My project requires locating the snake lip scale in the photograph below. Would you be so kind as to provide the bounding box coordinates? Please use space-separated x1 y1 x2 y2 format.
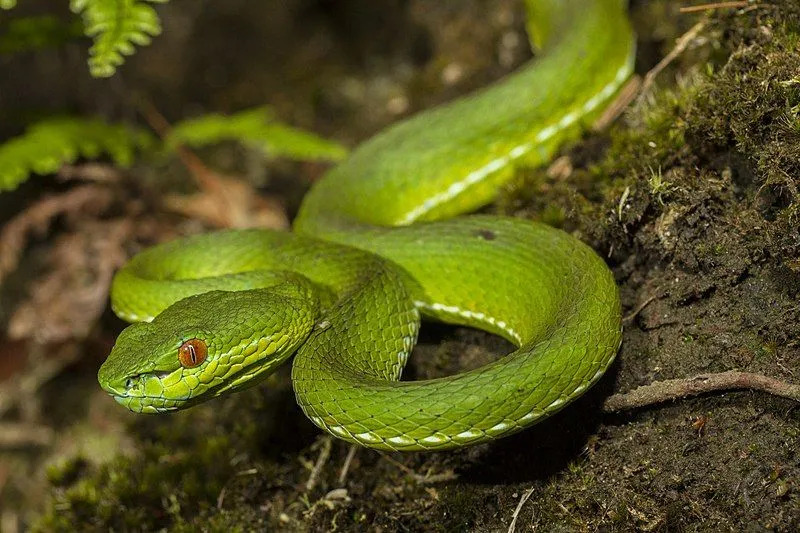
99 0 633 451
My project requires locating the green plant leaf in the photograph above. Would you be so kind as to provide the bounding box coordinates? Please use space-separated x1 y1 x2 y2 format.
166 107 348 162
0 117 154 192
69 0 168 78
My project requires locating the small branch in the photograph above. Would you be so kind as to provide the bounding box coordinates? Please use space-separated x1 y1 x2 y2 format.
603 371 800 413
338 444 358 485
7 219 133 343
637 3 769 102
593 75 642 131
0 344 80 419
304 436 332 492
637 20 708 101
679 2 748 13
58 163 123 184
137 99 288 230
138 99 219 190
0 423 54 448
379 453 458 484
507 487 535 533
0 185 113 286
623 294 658 324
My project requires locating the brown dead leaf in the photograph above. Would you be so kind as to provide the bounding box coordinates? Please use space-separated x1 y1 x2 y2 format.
0 343 81 419
0 186 114 287
164 173 289 229
140 100 290 230
8 219 132 343
57 163 124 184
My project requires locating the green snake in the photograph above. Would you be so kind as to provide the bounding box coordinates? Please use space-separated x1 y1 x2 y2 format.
99 0 634 451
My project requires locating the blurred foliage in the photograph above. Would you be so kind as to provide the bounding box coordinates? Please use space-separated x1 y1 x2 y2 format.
0 15 84 54
0 6 348 190
167 107 349 162
0 118 154 192
0 107 348 192
1 0 169 77
69 0 168 77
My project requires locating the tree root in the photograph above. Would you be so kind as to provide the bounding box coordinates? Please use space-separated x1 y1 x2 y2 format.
602 371 800 413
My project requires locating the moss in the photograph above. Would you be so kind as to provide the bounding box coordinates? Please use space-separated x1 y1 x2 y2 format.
34 374 305 531
501 1 800 263
45 456 89 488
36 428 235 530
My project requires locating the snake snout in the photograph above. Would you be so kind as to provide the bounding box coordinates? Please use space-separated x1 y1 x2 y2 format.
98 372 141 398
98 377 126 397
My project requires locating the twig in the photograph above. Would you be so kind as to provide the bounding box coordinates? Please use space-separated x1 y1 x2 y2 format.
379 453 458 484
138 99 288 229
338 444 358 485
0 185 113 286
138 99 220 190
8 219 133 342
507 487 535 533
58 163 123 184
0 423 54 448
593 76 642 131
304 436 332 492
0 462 8 496
0 344 80 419
679 2 748 13
637 20 707 102
216 468 257 509
138 99 237 225
623 294 658 324
602 371 800 412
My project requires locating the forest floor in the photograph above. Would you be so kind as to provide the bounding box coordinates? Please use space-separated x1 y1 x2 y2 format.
1 1 799 531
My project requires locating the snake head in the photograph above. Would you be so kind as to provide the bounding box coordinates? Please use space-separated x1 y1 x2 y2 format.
98 287 318 413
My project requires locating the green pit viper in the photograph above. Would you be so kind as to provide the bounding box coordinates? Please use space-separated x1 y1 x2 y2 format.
99 0 634 451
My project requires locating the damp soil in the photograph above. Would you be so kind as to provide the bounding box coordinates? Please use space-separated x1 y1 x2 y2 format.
5 0 800 531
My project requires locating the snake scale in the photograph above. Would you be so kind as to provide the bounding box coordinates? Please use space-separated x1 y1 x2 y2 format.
99 0 634 451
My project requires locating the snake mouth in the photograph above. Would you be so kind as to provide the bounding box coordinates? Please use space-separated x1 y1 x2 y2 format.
101 370 170 395
109 393 181 413
105 357 269 413
101 369 184 413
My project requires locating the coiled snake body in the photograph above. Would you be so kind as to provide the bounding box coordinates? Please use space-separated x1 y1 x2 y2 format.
99 0 634 451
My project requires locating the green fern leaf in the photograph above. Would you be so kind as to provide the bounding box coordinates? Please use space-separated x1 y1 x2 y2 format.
167 107 349 162
70 0 168 78
0 118 154 192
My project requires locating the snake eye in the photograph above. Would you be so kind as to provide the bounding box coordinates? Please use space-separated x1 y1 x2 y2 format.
178 339 207 368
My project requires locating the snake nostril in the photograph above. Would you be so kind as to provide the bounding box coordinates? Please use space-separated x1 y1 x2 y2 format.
473 229 496 241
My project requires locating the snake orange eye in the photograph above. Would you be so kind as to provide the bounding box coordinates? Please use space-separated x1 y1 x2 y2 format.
178 339 207 368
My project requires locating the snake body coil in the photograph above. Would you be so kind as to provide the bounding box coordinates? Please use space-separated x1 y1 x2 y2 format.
99 0 634 451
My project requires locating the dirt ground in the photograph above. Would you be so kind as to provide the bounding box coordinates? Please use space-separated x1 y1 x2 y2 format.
1 1 799 531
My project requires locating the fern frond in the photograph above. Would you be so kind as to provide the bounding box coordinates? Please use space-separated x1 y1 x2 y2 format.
0 118 154 192
167 107 348 162
70 0 168 78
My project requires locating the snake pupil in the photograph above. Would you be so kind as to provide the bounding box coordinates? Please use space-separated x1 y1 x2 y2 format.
179 339 207 368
